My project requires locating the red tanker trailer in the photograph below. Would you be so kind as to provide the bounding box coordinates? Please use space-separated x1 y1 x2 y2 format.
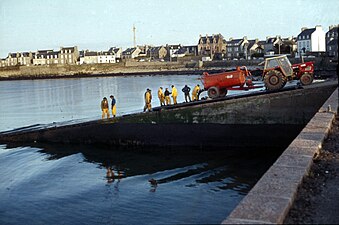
201 66 261 98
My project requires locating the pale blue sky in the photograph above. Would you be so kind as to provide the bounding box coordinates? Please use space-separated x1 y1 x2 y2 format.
0 0 338 58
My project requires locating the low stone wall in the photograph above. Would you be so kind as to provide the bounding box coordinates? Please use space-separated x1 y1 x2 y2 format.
222 87 338 224
0 56 336 79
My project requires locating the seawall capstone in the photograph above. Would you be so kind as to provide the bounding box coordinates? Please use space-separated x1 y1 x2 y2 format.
222 87 338 224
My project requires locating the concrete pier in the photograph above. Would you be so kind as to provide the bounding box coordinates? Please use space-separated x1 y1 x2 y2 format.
0 80 337 148
222 86 338 224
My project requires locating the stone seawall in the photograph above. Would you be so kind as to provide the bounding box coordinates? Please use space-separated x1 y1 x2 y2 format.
0 81 336 148
222 87 338 224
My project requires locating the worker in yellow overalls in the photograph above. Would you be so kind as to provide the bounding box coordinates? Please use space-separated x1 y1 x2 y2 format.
192 84 200 101
101 97 110 119
143 89 152 112
110 95 116 117
171 85 178 104
158 87 165 106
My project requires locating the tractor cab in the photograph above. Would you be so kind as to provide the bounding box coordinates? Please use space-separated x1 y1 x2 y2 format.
264 55 293 78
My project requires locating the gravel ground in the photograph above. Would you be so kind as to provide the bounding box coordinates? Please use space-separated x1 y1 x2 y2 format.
284 115 339 224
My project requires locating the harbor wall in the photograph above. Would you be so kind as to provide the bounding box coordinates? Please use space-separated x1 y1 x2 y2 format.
222 87 338 224
0 81 336 148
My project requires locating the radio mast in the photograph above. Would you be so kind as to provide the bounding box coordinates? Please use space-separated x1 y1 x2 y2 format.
133 24 136 47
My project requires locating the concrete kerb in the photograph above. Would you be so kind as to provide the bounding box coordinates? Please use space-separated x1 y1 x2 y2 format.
222 87 338 224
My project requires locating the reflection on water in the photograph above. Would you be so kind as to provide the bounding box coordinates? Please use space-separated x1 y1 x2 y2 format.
0 143 282 224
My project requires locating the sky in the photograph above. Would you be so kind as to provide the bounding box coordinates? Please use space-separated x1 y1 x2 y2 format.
0 0 338 58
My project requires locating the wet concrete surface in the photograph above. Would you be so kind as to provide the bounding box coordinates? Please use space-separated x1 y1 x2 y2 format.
284 115 339 224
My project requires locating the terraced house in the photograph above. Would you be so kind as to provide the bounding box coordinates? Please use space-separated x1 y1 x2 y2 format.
198 34 226 59
226 36 249 60
297 25 326 56
60 46 79 64
326 25 338 59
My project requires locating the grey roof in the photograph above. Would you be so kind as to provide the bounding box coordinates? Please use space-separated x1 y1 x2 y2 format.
84 51 98 56
266 37 277 43
199 34 223 44
226 39 243 45
108 47 121 53
61 47 76 52
298 28 316 38
47 51 59 56
122 48 137 55
248 40 257 49
327 38 338 46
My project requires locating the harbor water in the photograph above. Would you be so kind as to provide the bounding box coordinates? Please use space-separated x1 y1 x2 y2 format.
0 75 281 224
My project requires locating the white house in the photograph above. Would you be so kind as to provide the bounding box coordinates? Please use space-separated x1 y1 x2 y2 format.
297 25 325 56
98 51 116 63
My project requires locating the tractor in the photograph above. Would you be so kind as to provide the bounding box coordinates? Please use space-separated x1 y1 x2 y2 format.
262 55 314 91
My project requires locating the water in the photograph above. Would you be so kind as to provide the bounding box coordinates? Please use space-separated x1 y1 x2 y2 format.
0 75 281 224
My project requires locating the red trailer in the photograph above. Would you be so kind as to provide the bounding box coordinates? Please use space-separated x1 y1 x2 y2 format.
201 66 261 98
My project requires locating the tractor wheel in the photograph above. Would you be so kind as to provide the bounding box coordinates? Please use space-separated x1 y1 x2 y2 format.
300 73 314 86
207 86 219 99
264 70 287 91
219 88 228 97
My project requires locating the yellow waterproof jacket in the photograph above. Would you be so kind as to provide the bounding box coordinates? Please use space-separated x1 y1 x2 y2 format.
158 88 164 99
192 86 200 95
145 91 152 104
101 100 109 110
172 87 178 97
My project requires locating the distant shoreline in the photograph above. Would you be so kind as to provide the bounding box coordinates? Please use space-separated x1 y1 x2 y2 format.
0 57 336 81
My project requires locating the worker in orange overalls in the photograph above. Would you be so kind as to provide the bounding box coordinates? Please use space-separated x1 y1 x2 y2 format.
171 85 178 104
143 88 152 112
158 87 165 106
192 84 200 101
101 97 110 119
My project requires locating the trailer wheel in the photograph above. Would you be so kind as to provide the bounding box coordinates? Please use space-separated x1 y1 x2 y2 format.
219 88 228 97
207 86 219 99
264 70 286 91
300 73 313 86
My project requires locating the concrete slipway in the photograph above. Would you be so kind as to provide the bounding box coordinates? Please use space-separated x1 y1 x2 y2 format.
222 86 338 224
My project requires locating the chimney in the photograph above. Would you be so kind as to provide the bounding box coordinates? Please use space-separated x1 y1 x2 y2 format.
301 27 308 31
266 36 271 40
315 25 322 30
229 37 233 41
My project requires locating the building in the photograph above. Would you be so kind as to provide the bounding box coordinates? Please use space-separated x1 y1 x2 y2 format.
80 51 98 64
98 51 116 63
0 58 6 67
147 46 167 59
263 36 283 55
33 50 54 65
108 47 122 59
7 53 20 66
326 25 338 58
226 36 249 59
247 39 264 58
46 51 59 65
59 46 79 64
198 34 226 59
19 52 35 66
297 25 326 56
122 47 141 59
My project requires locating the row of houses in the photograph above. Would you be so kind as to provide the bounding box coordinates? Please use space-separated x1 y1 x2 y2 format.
198 25 338 60
1 25 338 67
